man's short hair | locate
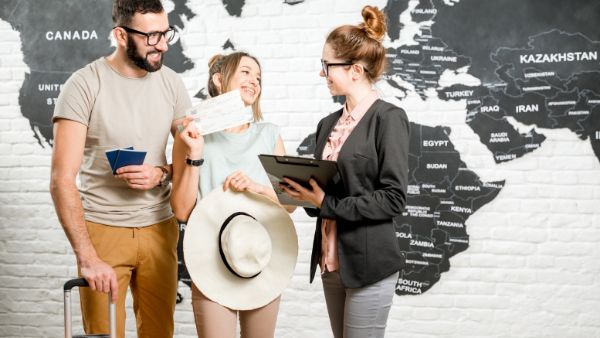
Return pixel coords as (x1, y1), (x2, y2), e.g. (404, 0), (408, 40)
(112, 0), (164, 26)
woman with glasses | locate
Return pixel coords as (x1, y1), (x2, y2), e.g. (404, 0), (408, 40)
(170, 51), (294, 338)
(280, 5), (410, 338)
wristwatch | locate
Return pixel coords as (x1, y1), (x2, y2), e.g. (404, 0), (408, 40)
(156, 165), (170, 187)
(186, 158), (204, 166)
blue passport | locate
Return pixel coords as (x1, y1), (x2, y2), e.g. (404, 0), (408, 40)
(105, 147), (146, 174)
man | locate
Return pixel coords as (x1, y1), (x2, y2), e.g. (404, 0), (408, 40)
(50, 1), (191, 337)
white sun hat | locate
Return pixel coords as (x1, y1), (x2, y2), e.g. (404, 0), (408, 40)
(184, 188), (298, 310)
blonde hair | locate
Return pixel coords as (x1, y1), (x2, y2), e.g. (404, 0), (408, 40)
(207, 52), (263, 121)
(325, 6), (387, 82)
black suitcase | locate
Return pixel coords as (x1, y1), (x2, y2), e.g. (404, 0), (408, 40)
(63, 278), (116, 338)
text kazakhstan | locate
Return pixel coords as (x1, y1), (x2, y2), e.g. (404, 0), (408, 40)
(520, 51), (597, 64)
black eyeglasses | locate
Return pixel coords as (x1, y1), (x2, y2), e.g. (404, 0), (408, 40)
(116, 26), (175, 46)
(321, 60), (353, 77)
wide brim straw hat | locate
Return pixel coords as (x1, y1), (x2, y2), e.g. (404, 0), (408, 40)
(184, 188), (298, 310)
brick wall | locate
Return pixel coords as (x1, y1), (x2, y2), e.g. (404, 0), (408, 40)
(1, 0), (599, 337)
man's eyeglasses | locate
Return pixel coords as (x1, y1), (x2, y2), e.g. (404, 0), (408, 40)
(321, 60), (353, 77)
(117, 26), (176, 46)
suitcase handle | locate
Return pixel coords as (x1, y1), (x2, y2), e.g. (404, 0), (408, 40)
(64, 278), (116, 338)
(64, 278), (89, 291)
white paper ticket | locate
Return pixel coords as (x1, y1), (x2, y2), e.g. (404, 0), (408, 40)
(184, 89), (253, 135)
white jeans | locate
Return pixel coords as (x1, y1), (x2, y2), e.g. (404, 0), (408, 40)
(321, 270), (399, 338)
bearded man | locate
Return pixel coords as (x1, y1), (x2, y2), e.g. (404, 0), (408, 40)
(50, 1), (191, 337)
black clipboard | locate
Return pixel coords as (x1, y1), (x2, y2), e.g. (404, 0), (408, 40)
(258, 154), (339, 207)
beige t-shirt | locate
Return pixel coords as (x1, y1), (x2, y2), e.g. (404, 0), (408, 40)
(53, 57), (191, 227)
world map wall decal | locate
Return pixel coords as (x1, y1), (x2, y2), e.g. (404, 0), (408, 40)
(2, 0), (598, 297)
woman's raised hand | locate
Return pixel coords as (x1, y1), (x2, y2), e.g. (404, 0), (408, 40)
(179, 116), (204, 159)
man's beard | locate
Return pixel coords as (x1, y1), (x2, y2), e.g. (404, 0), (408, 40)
(126, 38), (163, 72)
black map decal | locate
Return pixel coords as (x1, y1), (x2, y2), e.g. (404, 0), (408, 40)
(2, 0), (196, 303)
(397, 123), (503, 294)
(381, 0), (600, 163)
(383, 0), (409, 41)
(3, 0), (598, 299)
(381, 0), (597, 292)
(297, 123), (504, 295)
(0, 0), (194, 147)
(300, 0), (600, 294)
(222, 0), (245, 17)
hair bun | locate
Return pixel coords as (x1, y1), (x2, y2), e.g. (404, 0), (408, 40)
(360, 6), (386, 42)
(208, 54), (224, 68)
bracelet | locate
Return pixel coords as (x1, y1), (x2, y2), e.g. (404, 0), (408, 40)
(185, 158), (204, 166)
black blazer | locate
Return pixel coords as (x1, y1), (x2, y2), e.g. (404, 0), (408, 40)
(306, 99), (410, 288)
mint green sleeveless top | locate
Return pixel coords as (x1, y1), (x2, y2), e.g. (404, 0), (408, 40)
(199, 122), (280, 197)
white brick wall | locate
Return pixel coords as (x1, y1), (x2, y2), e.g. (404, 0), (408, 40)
(1, 0), (600, 337)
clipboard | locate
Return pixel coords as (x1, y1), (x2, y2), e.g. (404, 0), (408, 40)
(258, 154), (339, 207)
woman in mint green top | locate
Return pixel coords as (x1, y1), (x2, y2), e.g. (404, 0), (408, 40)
(199, 122), (279, 197)
(170, 52), (293, 338)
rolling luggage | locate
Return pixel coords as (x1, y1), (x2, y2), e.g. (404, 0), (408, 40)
(63, 278), (116, 338)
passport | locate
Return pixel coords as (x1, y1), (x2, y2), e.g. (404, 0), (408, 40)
(105, 147), (146, 174)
